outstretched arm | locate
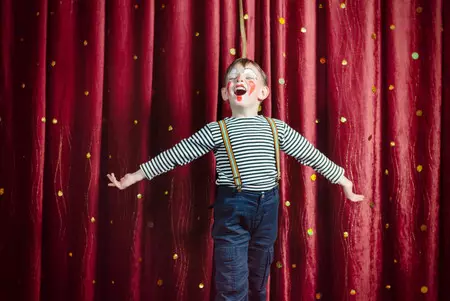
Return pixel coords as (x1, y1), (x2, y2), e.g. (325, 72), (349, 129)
(107, 123), (216, 190)
(278, 121), (364, 202)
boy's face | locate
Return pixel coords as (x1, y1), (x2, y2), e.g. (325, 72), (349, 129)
(221, 63), (269, 111)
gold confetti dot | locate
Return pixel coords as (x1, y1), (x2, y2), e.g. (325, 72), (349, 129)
(292, 264), (297, 268)
(199, 283), (204, 289)
(86, 152), (91, 159)
(417, 165), (423, 172)
(134, 4), (139, 9)
(389, 85), (395, 90)
(36, 12), (40, 16)
(285, 201), (291, 207)
(92, 280), (96, 284)
(315, 119), (320, 124)
(133, 55), (138, 60)
(420, 224), (427, 231)
(161, 4), (165, 9)
(243, 14), (249, 20)
(41, 117), (46, 122)
(58, 190), (63, 197)
(108, 155), (112, 159)
(350, 289), (356, 295)
(137, 193), (143, 199)
(282, 52), (286, 58)
(390, 24), (396, 30)
(340, 3), (346, 9)
(157, 279), (163, 286)
(340, 117), (347, 123)
(276, 261), (282, 268)
(385, 169), (389, 175)
(390, 141), (396, 147)
(307, 228), (314, 236)
(83, 40), (88, 46)
(319, 57), (326, 64)
(316, 293), (322, 299)
(416, 7), (423, 13)
(52, 118), (58, 124)
(319, 4), (323, 9)
(229, 48), (236, 55)
(394, 259), (398, 263)
(412, 52), (419, 60)
(300, 27), (307, 33)
(68, 252), (73, 257)
(111, 280), (115, 284)
(139, 257), (143, 262)
(195, 32), (200, 37)
(341, 59), (348, 66)
(343, 231), (349, 238)
(258, 105), (262, 112)
(196, 90), (200, 95)
(278, 78), (285, 85)
(134, 120), (138, 125)
(164, 191), (169, 195)
(372, 86), (377, 93)
(91, 217), (96, 223)
(0, 188), (4, 196)
(279, 17), (285, 24)
(421, 286), (428, 294)
(371, 33), (377, 39)
(168, 125), (173, 131)
(385, 223), (390, 229)
(21, 83), (26, 89)
(416, 110), (423, 117)
(110, 220), (114, 224)
(311, 174), (317, 181)
(385, 285), (391, 289)
(51, 61), (56, 67)
(84, 91), (89, 96)
(173, 253), (178, 260)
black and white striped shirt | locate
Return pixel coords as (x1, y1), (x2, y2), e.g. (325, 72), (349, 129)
(140, 115), (344, 191)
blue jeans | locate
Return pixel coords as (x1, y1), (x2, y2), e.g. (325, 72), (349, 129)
(211, 185), (279, 301)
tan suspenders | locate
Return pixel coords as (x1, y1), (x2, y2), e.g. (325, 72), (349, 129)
(218, 117), (280, 191)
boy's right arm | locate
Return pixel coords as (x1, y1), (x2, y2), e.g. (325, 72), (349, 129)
(107, 123), (216, 190)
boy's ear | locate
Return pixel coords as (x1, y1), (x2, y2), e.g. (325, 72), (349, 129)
(221, 87), (229, 101)
(258, 86), (270, 100)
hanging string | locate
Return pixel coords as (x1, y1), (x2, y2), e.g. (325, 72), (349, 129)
(238, 0), (247, 58)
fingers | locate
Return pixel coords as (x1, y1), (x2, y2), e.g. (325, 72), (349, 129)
(107, 173), (122, 189)
(349, 194), (365, 202)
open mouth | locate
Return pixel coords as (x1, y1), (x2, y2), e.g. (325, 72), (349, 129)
(234, 86), (247, 96)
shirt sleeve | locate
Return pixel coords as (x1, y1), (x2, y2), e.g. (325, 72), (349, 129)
(278, 120), (345, 184)
(139, 123), (216, 180)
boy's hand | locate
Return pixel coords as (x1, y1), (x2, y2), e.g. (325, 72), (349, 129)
(107, 170), (145, 190)
(337, 175), (365, 202)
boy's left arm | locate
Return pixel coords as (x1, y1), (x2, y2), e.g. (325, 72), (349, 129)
(278, 121), (364, 202)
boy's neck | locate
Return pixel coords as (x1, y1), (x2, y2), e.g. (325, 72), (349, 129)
(231, 108), (259, 118)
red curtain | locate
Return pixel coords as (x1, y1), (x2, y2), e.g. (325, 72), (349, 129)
(1, 0), (449, 300)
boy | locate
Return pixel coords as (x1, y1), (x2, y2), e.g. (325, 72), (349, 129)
(107, 58), (364, 301)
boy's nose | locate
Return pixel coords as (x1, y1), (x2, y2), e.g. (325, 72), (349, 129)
(236, 74), (245, 81)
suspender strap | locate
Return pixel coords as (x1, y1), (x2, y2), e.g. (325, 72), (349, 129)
(218, 120), (243, 191)
(264, 117), (281, 182)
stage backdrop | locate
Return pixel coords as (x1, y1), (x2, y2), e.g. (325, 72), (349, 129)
(1, 0), (449, 300)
